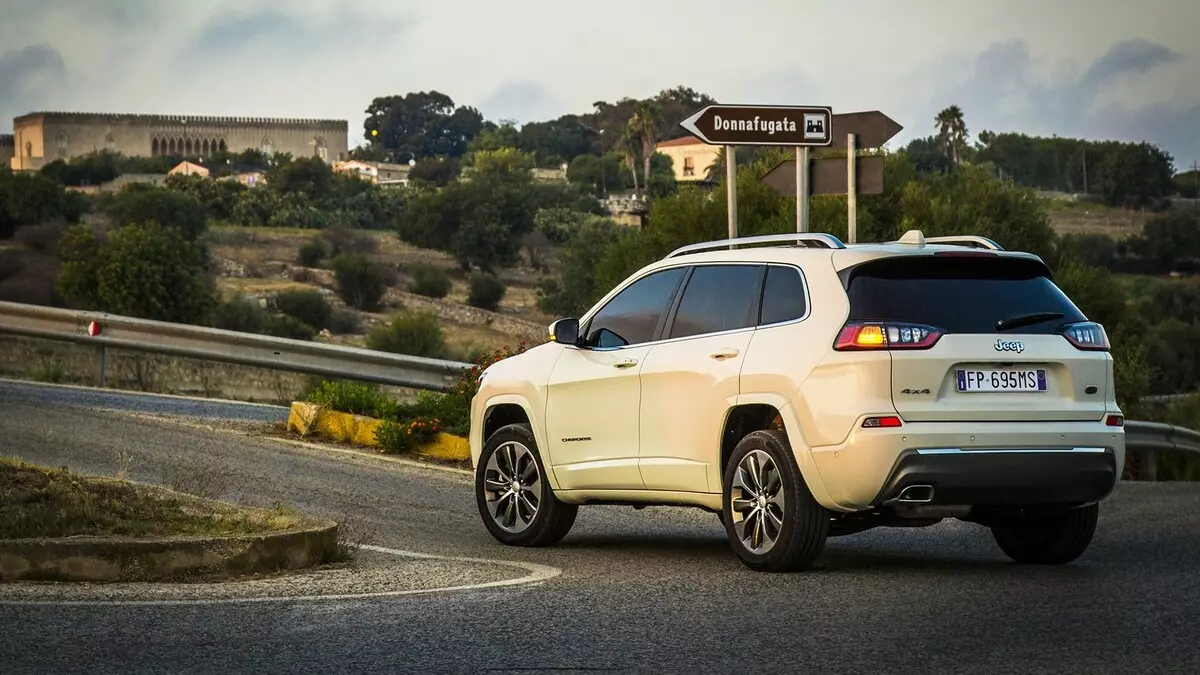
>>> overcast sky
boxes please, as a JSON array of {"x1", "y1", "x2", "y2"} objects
[{"x1": 2, "y1": 0, "x2": 1196, "y2": 169}]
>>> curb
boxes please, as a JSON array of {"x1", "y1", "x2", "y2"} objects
[
  {"x1": 286, "y1": 401, "x2": 470, "y2": 461},
  {"x1": 0, "y1": 481, "x2": 339, "y2": 583}
]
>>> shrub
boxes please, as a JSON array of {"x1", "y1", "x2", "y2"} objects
[
  {"x1": 366, "y1": 310, "x2": 446, "y2": 358},
  {"x1": 297, "y1": 238, "x2": 328, "y2": 267},
  {"x1": 408, "y1": 263, "x2": 452, "y2": 298},
  {"x1": 330, "y1": 254, "x2": 388, "y2": 311},
  {"x1": 263, "y1": 313, "x2": 316, "y2": 341},
  {"x1": 468, "y1": 272, "x2": 506, "y2": 310},
  {"x1": 375, "y1": 416, "x2": 440, "y2": 454},
  {"x1": 274, "y1": 289, "x2": 332, "y2": 332},
  {"x1": 305, "y1": 380, "x2": 398, "y2": 419},
  {"x1": 13, "y1": 221, "x2": 67, "y2": 255},
  {"x1": 322, "y1": 226, "x2": 379, "y2": 257},
  {"x1": 330, "y1": 307, "x2": 362, "y2": 335},
  {"x1": 211, "y1": 294, "x2": 267, "y2": 333}
]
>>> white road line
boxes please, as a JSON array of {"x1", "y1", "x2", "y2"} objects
[{"x1": 0, "y1": 545, "x2": 561, "y2": 607}]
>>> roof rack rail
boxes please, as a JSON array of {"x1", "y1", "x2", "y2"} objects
[
  {"x1": 923, "y1": 235, "x2": 1004, "y2": 251},
  {"x1": 665, "y1": 233, "x2": 846, "y2": 258}
]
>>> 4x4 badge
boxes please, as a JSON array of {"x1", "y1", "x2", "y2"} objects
[{"x1": 994, "y1": 339, "x2": 1025, "y2": 353}]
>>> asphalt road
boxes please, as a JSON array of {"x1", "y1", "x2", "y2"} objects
[{"x1": 2, "y1": 383, "x2": 1200, "y2": 674}]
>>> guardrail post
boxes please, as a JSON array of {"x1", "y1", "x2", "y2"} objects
[
  {"x1": 98, "y1": 346, "x2": 107, "y2": 388},
  {"x1": 1144, "y1": 449, "x2": 1157, "y2": 482}
]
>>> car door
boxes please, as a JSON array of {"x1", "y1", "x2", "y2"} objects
[
  {"x1": 638, "y1": 264, "x2": 764, "y2": 493},
  {"x1": 544, "y1": 266, "x2": 688, "y2": 491}
]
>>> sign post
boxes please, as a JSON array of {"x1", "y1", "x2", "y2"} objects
[
  {"x1": 680, "y1": 104, "x2": 833, "y2": 238},
  {"x1": 847, "y1": 133, "x2": 858, "y2": 243}
]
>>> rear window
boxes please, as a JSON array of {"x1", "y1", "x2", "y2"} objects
[{"x1": 843, "y1": 255, "x2": 1086, "y2": 334}]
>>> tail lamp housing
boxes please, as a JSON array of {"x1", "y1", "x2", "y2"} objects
[
  {"x1": 1060, "y1": 321, "x2": 1110, "y2": 351},
  {"x1": 835, "y1": 322, "x2": 944, "y2": 351}
]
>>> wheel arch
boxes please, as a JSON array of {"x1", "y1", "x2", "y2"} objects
[
  {"x1": 474, "y1": 393, "x2": 563, "y2": 490},
  {"x1": 722, "y1": 394, "x2": 837, "y2": 511}
]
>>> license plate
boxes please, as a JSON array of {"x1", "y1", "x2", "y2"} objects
[{"x1": 956, "y1": 368, "x2": 1047, "y2": 393}]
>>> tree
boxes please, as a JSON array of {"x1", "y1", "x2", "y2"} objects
[
  {"x1": 362, "y1": 91, "x2": 486, "y2": 162},
  {"x1": 934, "y1": 105, "x2": 969, "y2": 166},
  {"x1": 164, "y1": 173, "x2": 245, "y2": 222},
  {"x1": 56, "y1": 221, "x2": 214, "y2": 323},
  {"x1": 0, "y1": 169, "x2": 87, "y2": 238},
  {"x1": 619, "y1": 125, "x2": 640, "y2": 194},
  {"x1": 628, "y1": 101, "x2": 663, "y2": 196},
  {"x1": 471, "y1": 148, "x2": 535, "y2": 176},
  {"x1": 516, "y1": 117, "x2": 594, "y2": 167},
  {"x1": 329, "y1": 254, "x2": 388, "y2": 311},
  {"x1": 105, "y1": 184, "x2": 207, "y2": 240},
  {"x1": 409, "y1": 157, "x2": 462, "y2": 186},
  {"x1": 267, "y1": 156, "x2": 336, "y2": 200}
]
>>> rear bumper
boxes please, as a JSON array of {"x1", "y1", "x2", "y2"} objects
[
  {"x1": 807, "y1": 420, "x2": 1125, "y2": 512},
  {"x1": 870, "y1": 447, "x2": 1117, "y2": 507}
]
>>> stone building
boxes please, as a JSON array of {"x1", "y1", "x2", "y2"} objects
[
  {"x1": 0, "y1": 134, "x2": 14, "y2": 169},
  {"x1": 655, "y1": 136, "x2": 720, "y2": 182},
  {"x1": 9, "y1": 112, "x2": 349, "y2": 172}
]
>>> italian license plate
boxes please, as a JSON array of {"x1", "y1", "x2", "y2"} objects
[{"x1": 956, "y1": 368, "x2": 1047, "y2": 393}]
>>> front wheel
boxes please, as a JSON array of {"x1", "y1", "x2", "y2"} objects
[
  {"x1": 990, "y1": 503, "x2": 1099, "y2": 565},
  {"x1": 476, "y1": 423, "x2": 577, "y2": 547},
  {"x1": 722, "y1": 430, "x2": 829, "y2": 572}
]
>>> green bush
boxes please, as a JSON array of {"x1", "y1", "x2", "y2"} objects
[
  {"x1": 297, "y1": 238, "x2": 327, "y2": 267},
  {"x1": 262, "y1": 313, "x2": 316, "y2": 341},
  {"x1": 408, "y1": 263, "x2": 452, "y2": 298},
  {"x1": 330, "y1": 254, "x2": 388, "y2": 311},
  {"x1": 305, "y1": 380, "x2": 398, "y2": 419},
  {"x1": 274, "y1": 289, "x2": 332, "y2": 332},
  {"x1": 375, "y1": 416, "x2": 440, "y2": 454},
  {"x1": 366, "y1": 310, "x2": 446, "y2": 358},
  {"x1": 468, "y1": 272, "x2": 506, "y2": 310},
  {"x1": 212, "y1": 295, "x2": 268, "y2": 333},
  {"x1": 330, "y1": 307, "x2": 361, "y2": 335}
]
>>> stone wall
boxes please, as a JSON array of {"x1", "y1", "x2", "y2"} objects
[{"x1": 10, "y1": 112, "x2": 349, "y2": 171}]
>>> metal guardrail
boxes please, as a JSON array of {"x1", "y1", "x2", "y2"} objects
[{"x1": 0, "y1": 301, "x2": 471, "y2": 392}]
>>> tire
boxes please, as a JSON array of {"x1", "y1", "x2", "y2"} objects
[
  {"x1": 722, "y1": 429, "x2": 829, "y2": 572},
  {"x1": 476, "y1": 423, "x2": 577, "y2": 547},
  {"x1": 990, "y1": 503, "x2": 1099, "y2": 565}
]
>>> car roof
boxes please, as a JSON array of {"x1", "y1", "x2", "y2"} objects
[{"x1": 651, "y1": 230, "x2": 1045, "y2": 273}]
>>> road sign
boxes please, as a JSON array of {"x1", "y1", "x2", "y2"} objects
[
  {"x1": 679, "y1": 104, "x2": 833, "y2": 147},
  {"x1": 827, "y1": 111, "x2": 904, "y2": 149},
  {"x1": 761, "y1": 155, "x2": 886, "y2": 197}
]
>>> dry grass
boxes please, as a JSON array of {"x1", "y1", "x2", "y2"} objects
[
  {"x1": 1047, "y1": 203, "x2": 1152, "y2": 240},
  {"x1": 0, "y1": 458, "x2": 304, "y2": 539}
]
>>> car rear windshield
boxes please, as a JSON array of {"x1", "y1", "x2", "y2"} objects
[{"x1": 843, "y1": 255, "x2": 1087, "y2": 334}]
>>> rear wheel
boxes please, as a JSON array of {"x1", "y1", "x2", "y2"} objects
[
  {"x1": 990, "y1": 503, "x2": 1099, "y2": 565},
  {"x1": 722, "y1": 430, "x2": 828, "y2": 572},
  {"x1": 476, "y1": 423, "x2": 577, "y2": 546}
]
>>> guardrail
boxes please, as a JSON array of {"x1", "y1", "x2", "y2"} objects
[
  {"x1": 0, "y1": 301, "x2": 471, "y2": 392},
  {"x1": 1, "y1": 301, "x2": 1200, "y2": 470}
]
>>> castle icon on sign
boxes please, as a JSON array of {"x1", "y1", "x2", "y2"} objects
[{"x1": 803, "y1": 113, "x2": 826, "y2": 139}]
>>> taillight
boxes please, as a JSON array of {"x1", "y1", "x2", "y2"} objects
[
  {"x1": 862, "y1": 415, "x2": 903, "y2": 428},
  {"x1": 835, "y1": 322, "x2": 943, "y2": 351},
  {"x1": 1061, "y1": 321, "x2": 1110, "y2": 351},
  {"x1": 1105, "y1": 414, "x2": 1124, "y2": 427}
]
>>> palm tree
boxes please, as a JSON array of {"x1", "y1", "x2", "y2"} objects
[
  {"x1": 935, "y1": 105, "x2": 969, "y2": 166},
  {"x1": 620, "y1": 124, "x2": 640, "y2": 194},
  {"x1": 628, "y1": 101, "x2": 663, "y2": 195}
]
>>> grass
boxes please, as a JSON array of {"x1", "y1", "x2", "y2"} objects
[{"x1": 0, "y1": 458, "x2": 305, "y2": 539}]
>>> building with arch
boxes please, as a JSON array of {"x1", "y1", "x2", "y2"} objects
[{"x1": 8, "y1": 112, "x2": 349, "y2": 172}]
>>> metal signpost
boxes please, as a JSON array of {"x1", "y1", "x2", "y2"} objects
[
  {"x1": 680, "y1": 104, "x2": 833, "y2": 238},
  {"x1": 680, "y1": 105, "x2": 903, "y2": 243}
]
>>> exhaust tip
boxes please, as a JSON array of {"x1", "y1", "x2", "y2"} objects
[{"x1": 897, "y1": 484, "x2": 935, "y2": 504}]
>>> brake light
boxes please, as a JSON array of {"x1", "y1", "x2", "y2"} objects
[
  {"x1": 1061, "y1": 321, "x2": 1110, "y2": 351},
  {"x1": 863, "y1": 415, "x2": 903, "y2": 428},
  {"x1": 1105, "y1": 414, "x2": 1124, "y2": 427},
  {"x1": 835, "y1": 322, "x2": 943, "y2": 351}
]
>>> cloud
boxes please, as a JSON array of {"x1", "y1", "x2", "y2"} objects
[
  {"x1": 1079, "y1": 39, "x2": 1181, "y2": 92},
  {"x1": 0, "y1": 45, "x2": 68, "y2": 122},
  {"x1": 477, "y1": 81, "x2": 562, "y2": 125}
]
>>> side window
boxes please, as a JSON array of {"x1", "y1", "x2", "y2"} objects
[
  {"x1": 669, "y1": 265, "x2": 762, "y2": 339},
  {"x1": 584, "y1": 267, "x2": 686, "y2": 348},
  {"x1": 759, "y1": 265, "x2": 808, "y2": 325}
]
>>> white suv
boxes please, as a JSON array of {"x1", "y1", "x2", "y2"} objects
[{"x1": 469, "y1": 230, "x2": 1125, "y2": 571}]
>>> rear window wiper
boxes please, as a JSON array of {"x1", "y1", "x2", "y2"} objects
[{"x1": 995, "y1": 312, "x2": 1065, "y2": 332}]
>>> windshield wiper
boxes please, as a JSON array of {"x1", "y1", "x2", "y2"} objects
[{"x1": 995, "y1": 311, "x2": 1065, "y2": 332}]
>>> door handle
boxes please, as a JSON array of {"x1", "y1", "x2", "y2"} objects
[
  {"x1": 613, "y1": 358, "x2": 639, "y2": 369},
  {"x1": 710, "y1": 348, "x2": 740, "y2": 360}
]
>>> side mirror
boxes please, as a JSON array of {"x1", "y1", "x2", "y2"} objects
[{"x1": 549, "y1": 318, "x2": 580, "y2": 346}]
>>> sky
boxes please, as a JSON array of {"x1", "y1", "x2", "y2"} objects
[{"x1": 1, "y1": 0, "x2": 1197, "y2": 170}]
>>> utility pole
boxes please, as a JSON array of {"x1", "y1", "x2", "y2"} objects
[{"x1": 1082, "y1": 148, "x2": 1089, "y2": 195}]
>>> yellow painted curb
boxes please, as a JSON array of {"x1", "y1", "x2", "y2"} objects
[{"x1": 286, "y1": 401, "x2": 469, "y2": 461}]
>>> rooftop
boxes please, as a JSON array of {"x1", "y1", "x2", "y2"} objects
[{"x1": 12, "y1": 111, "x2": 348, "y2": 129}]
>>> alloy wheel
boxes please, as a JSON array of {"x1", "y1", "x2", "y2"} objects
[
  {"x1": 483, "y1": 441, "x2": 542, "y2": 533},
  {"x1": 730, "y1": 449, "x2": 786, "y2": 554}
]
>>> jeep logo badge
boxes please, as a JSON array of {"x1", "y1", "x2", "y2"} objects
[{"x1": 994, "y1": 339, "x2": 1025, "y2": 353}]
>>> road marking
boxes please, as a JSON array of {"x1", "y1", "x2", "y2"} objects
[{"x1": 0, "y1": 545, "x2": 560, "y2": 607}]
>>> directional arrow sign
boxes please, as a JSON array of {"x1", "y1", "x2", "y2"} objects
[
  {"x1": 827, "y1": 110, "x2": 904, "y2": 149},
  {"x1": 680, "y1": 104, "x2": 833, "y2": 147}
]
